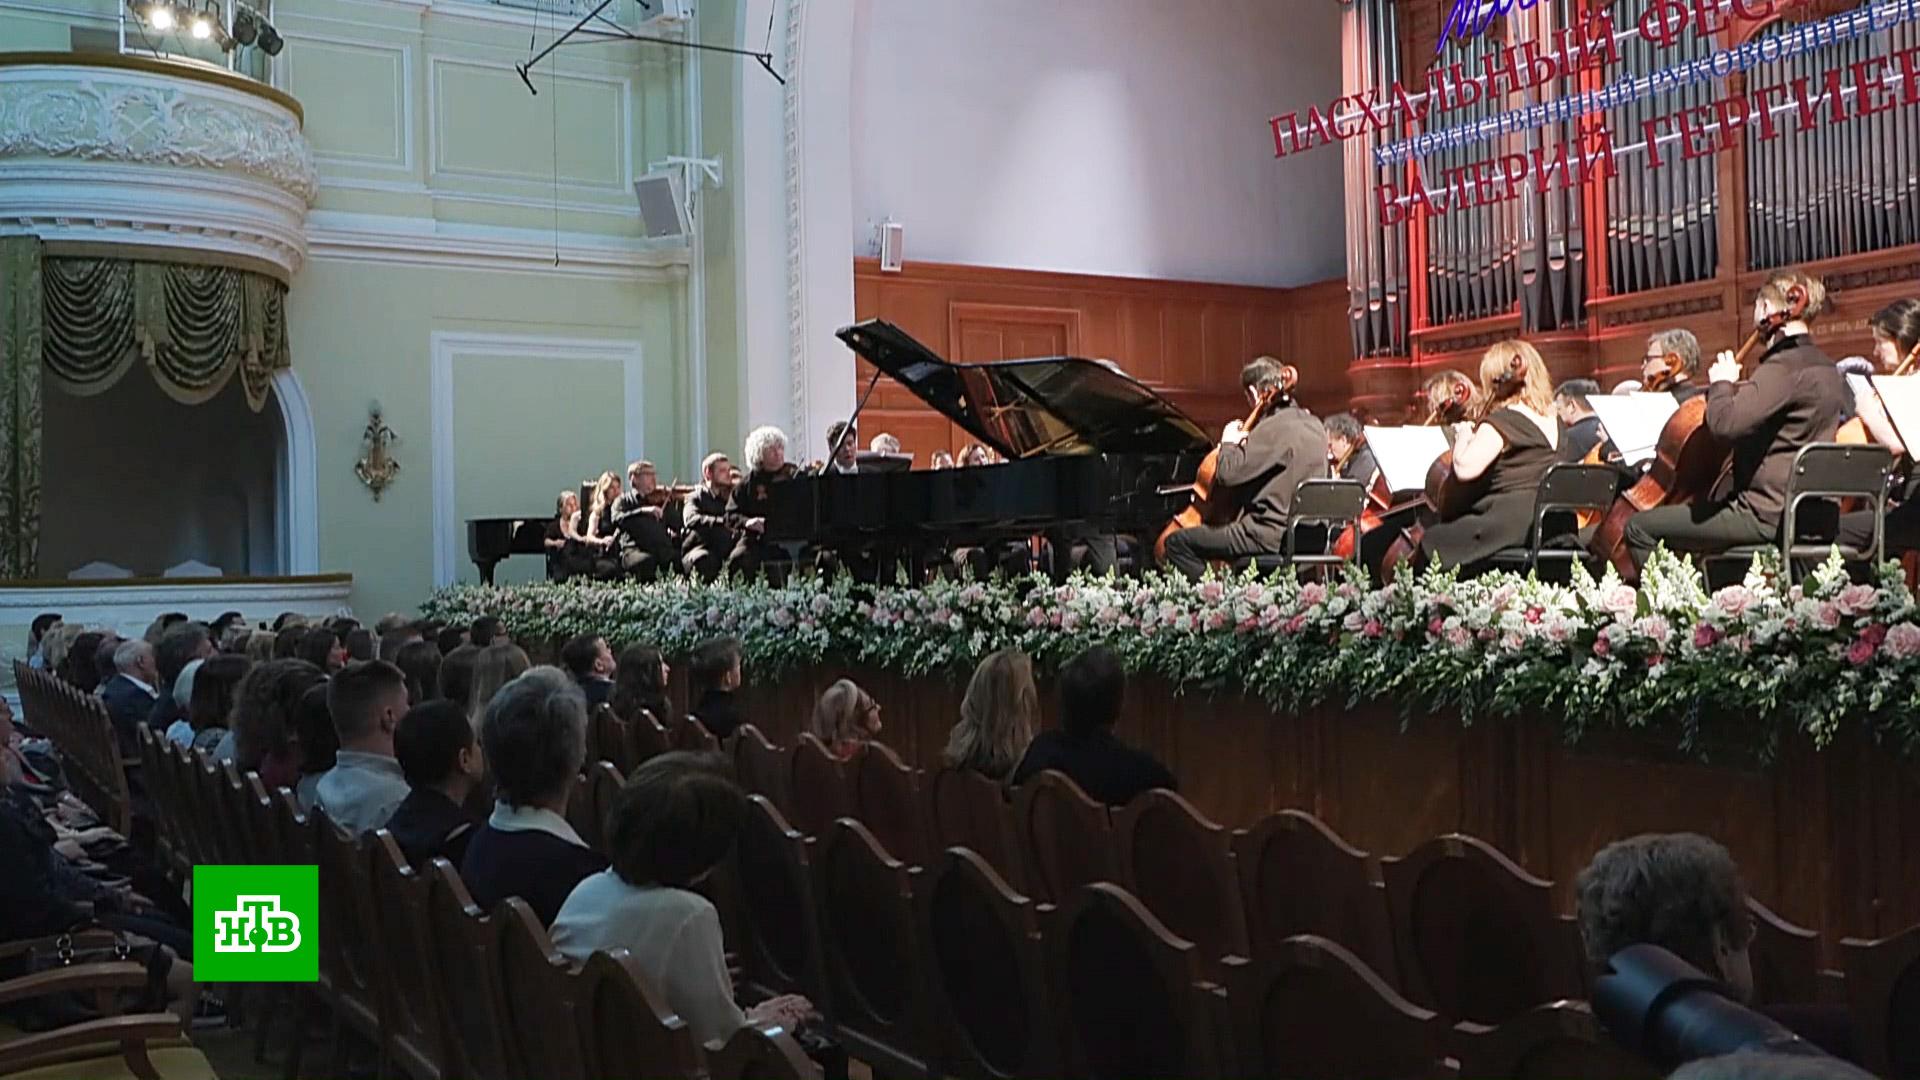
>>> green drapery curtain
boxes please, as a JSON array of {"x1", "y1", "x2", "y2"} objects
[
  {"x1": 0, "y1": 238, "x2": 44, "y2": 579},
  {"x1": 42, "y1": 257, "x2": 291, "y2": 411}
]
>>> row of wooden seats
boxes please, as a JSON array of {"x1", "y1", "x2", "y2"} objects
[
  {"x1": 133, "y1": 725, "x2": 819, "y2": 1080},
  {"x1": 14, "y1": 660, "x2": 131, "y2": 837},
  {"x1": 587, "y1": 713, "x2": 1920, "y2": 1077}
]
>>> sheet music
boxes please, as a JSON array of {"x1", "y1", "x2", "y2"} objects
[
  {"x1": 1847, "y1": 372, "x2": 1876, "y2": 403},
  {"x1": 1586, "y1": 392, "x2": 1680, "y2": 467},
  {"x1": 1363, "y1": 425, "x2": 1450, "y2": 493},
  {"x1": 1870, "y1": 374, "x2": 1920, "y2": 453}
]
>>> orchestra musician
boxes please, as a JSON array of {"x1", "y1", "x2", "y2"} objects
[
  {"x1": 929, "y1": 449, "x2": 955, "y2": 470},
  {"x1": 610, "y1": 460, "x2": 683, "y2": 582},
  {"x1": 1326, "y1": 413, "x2": 1377, "y2": 485},
  {"x1": 726, "y1": 426, "x2": 798, "y2": 578},
  {"x1": 1837, "y1": 298, "x2": 1920, "y2": 556},
  {"x1": 1160, "y1": 356, "x2": 1327, "y2": 581},
  {"x1": 681, "y1": 452, "x2": 737, "y2": 582},
  {"x1": 579, "y1": 471, "x2": 624, "y2": 579},
  {"x1": 1644, "y1": 328, "x2": 1709, "y2": 402},
  {"x1": 824, "y1": 421, "x2": 860, "y2": 474},
  {"x1": 1621, "y1": 270, "x2": 1851, "y2": 573},
  {"x1": 544, "y1": 489, "x2": 598, "y2": 581},
  {"x1": 1553, "y1": 380, "x2": 1605, "y2": 463},
  {"x1": 1410, "y1": 340, "x2": 1561, "y2": 572}
]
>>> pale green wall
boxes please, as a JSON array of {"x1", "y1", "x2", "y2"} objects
[{"x1": 698, "y1": 0, "x2": 743, "y2": 454}]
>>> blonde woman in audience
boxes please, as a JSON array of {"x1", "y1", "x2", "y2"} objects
[
  {"x1": 944, "y1": 648, "x2": 1040, "y2": 782},
  {"x1": 468, "y1": 641, "x2": 531, "y2": 728},
  {"x1": 246, "y1": 630, "x2": 278, "y2": 664},
  {"x1": 39, "y1": 623, "x2": 86, "y2": 679},
  {"x1": 810, "y1": 678, "x2": 882, "y2": 761}
]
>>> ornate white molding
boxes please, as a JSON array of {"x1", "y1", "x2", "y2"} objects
[
  {"x1": 0, "y1": 575, "x2": 355, "y2": 641},
  {"x1": 306, "y1": 209, "x2": 689, "y2": 281},
  {"x1": 784, "y1": 0, "x2": 808, "y2": 453},
  {"x1": 0, "y1": 59, "x2": 315, "y2": 276}
]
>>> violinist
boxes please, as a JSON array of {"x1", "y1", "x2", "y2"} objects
[
  {"x1": 611, "y1": 460, "x2": 684, "y2": 582},
  {"x1": 682, "y1": 452, "x2": 738, "y2": 582},
  {"x1": 1836, "y1": 298, "x2": 1920, "y2": 556},
  {"x1": 1553, "y1": 379, "x2": 1605, "y2": 463},
  {"x1": 1621, "y1": 270, "x2": 1850, "y2": 573},
  {"x1": 1644, "y1": 328, "x2": 1708, "y2": 403},
  {"x1": 1326, "y1": 413, "x2": 1378, "y2": 485},
  {"x1": 726, "y1": 426, "x2": 799, "y2": 578},
  {"x1": 580, "y1": 471, "x2": 624, "y2": 580},
  {"x1": 1160, "y1": 356, "x2": 1326, "y2": 581}
]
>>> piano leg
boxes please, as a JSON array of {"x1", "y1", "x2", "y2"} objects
[{"x1": 478, "y1": 559, "x2": 499, "y2": 586}]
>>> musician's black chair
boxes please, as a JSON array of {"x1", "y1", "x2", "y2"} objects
[
  {"x1": 1234, "y1": 479, "x2": 1368, "y2": 579},
  {"x1": 1486, "y1": 464, "x2": 1617, "y2": 581},
  {"x1": 1703, "y1": 442, "x2": 1893, "y2": 587}
]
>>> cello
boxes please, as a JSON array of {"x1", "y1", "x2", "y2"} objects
[
  {"x1": 1376, "y1": 374, "x2": 1487, "y2": 582},
  {"x1": 1153, "y1": 366, "x2": 1298, "y2": 563},
  {"x1": 1586, "y1": 288, "x2": 1811, "y2": 579},
  {"x1": 1333, "y1": 375, "x2": 1478, "y2": 564}
]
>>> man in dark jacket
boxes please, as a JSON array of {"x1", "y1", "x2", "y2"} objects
[
  {"x1": 98, "y1": 639, "x2": 159, "y2": 759},
  {"x1": 1161, "y1": 356, "x2": 1328, "y2": 580},
  {"x1": 681, "y1": 453, "x2": 738, "y2": 582}
]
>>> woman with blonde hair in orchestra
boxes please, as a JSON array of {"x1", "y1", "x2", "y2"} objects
[
  {"x1": 1412, "y1": 339, "x2": 1561, "y2": 573},
  {"x1": 943, "y1": 648, "x2": 1039, "y2": 782}
]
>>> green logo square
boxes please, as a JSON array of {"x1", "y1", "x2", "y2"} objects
[{"x1": 192, "y1": 865, "x2": 319, "y2": 983}]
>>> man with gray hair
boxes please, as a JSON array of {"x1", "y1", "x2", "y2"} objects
[
  {"x1": 1644, "y1": 327, "x2": 1707, "y2": 401},
  {"x1": 99, "y1": 638, "x2": 159, "y2": 758},
  {"x1": 459, "y1": 667, "x2": 606, "y2": 925},
  {"x1": 725, "y1": 425, "x2": 796, "y2": 579}
]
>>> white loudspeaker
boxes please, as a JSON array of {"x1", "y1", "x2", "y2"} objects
[
  {"x1": 643, "y1": 0, "x2": 690, "y2": 24},
  {"x1": 879, "y1": 219, "x2": 904, "y2": 273},
  {"x1": 635, "y1": 169, "x2": 692, "y2": 242}
]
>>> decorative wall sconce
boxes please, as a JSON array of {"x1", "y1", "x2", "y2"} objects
[{"x1": 355, "y1": 400, "x2": 400, "y2": 501}]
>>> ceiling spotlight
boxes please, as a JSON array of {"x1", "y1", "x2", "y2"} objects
[
  {"x1": 144, "y1": 2, "x2": 175, "y2": 30},
  {"x1": 231, "y1": 6, "x2": 257, "y2": 45},
  {"x1": 256, "y1": 21, "x2": 282, "y2": 55},
  {"x1": 190, "y1": 12, "x2": 212, "y2": 38}
]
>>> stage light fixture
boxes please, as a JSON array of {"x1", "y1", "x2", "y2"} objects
[
  {"x1": 144, "y1": 2, "x2": 175, "y2": 31},
  {"x1": 231, "y1": 6, "x2": 258, "y2": 45},
  {"x1": 190, "y1": 11, "x2": 212, "y2": 39},
  {"x1": 256, "y1": 22, "x2": 282, "y2": 56}
]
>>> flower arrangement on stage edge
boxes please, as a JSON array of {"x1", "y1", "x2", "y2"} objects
[{"x1": 422, "y1": 547, "x2": 1920, "y2": 762}]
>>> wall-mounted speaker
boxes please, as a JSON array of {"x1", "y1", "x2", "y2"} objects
[
  {"x1": 879, "y1": 219, "x2": 905, "y2": 273},
  {"x1": 635, "y1": 169, "x2": 692, "y2": 242}
]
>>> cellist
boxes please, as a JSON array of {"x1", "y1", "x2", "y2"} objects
[
  {"x1": 1160, "y1": 356, "x2": 1326, "y2": 580},
  {"x1": 1642, "y1": 329, "x2": 1709, "y2": 403},
  {"x1": 1836, "y1": 298, "x2": 1920, "y2": 555},
  {"x1": 1326, "y1": 413, "x2": 1378, "y2": 486},
  {"x1": 1621, "y1": 270, "x2": 1851, "y2": 574}
]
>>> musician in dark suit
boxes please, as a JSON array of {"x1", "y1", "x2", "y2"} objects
[
  {"x1": 681, "y1": 453, "x2": 738, "y2": 582},
  {"x1": 726, "y1": 426, "x2": 798, "y2": 578},
  {"x1": 99, "y1": 639, "x2": 159, "y2": 759},
  {"x1": 611, "y1": 460, "x2": 682, "y2": 582},
  {"x1": 824, "y1": 420, "x2": 859, "y2": 474},
  {"x1": 1623, "y1": 271, "x2": 1851, "y2": 574},
  {"x1": 1326, "y1": 412, "x2": 1377, "y2": 485},
  {"x1": 1645, "y1": 328, "x2": 1709, "y2": 402},
  {"x1": 1161, "y1": 356, "x2": 1328, "y2": 580},
  {"x1": 1554, "y1": 380, "x2": 1606, "y2": 464}
]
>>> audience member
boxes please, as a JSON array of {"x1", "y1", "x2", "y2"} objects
[
  {"x1": 1576, "y1": 833, "x2": 1753, "y2": 997},
  {"x1": 810, "y1": 679, "x2": 882, "y2": 760},
  {"x1": 99, "y1": 639, "x2": 159, "y2": 759},
  {"x1": 91, "y1": 634, "x2": 123, "y2": 692},
  {"x1": 686, "y1": 637, "x2": 744, "y2": 739},
  {"x1": 394, "y1": 640, "x2": 443, "y2": 706},
  {"x1": 560, "y1": 634, "x2": 617, "y2": 707},
  {"x1": 314, "y1": 660, "x2": 411, "y2": 834},
  {"x1": 57, "y1": 630, "x2": 106, "y2": 693},
  {"x1": 345, "y1": 628, "x2": 375, "y2": 663},
  {"x1": 150, "y1": 622, "x2": 214, "y2": 732},
  {"x1": 609, "y1": 644, "x2": 670, "y2": 723},
  {"x1": 245, "y1": 630, "x2": 277, "y2": 664},
  {"x1": 298, "y1": 627, "x2": 348, "y2": 674},
  {"x1": 228, "y1": 659, "x2": 326, "y2": 789},
  {"x1": 373, "y1": 612, "x2": 411, "y2": 638},
  {"x1": 439, "y1": 643, "x2": 481, "y2": 713},
  {"x1": 180, "y1": 655, "x2": 247, "y2": 755},
  {"x1": 289, "y1": 684, "x2": 339, "y2": 809},
  {"x1": 1669, "y1": 1053, "x2": 1870, "y2": 1080},
  {"x1": 1009, "y1": 646, "x2": 1175, "y2": 806},
  {"x1": 142, "y1": 612, "x2": 188, "y2": 645},
  {"x1": 385, "y1": 699, "x2": 484, "y2": 867},
  {"x1": 470, "y1": 616, "x2": 506, "y2": 649},
  {"x1": 377, "y1": 631, "x2": 412, "y2": 664},
  {"x1": 273, "y1": 626, "x2": 307, "y2": 661},
  {"x1": 39, "y1": 623, "x2": 85, "y2": 678},
  {"x1": 436, "y1": 625, "x2": 468, "y2": 656},
  {"x1": 25, "y1": 612, "x2": 60, "y2": 670},
  {"x1": 944, "y1": 648, "x2": 1039, "y2": 782},
  {"x1": 162, "y1": 659, "x2": 204, "y2": 749},
  {"x1": 551, "y1": 752, "x2": 813, "y2": 1043},
  {"x1": 461, "y1": 668, "x2": 607, "y2": 925},
  {"x1": 468, "y1": 642, "x2": 531, "y2": 727},
  {"x1": 209, "y1": 611, "x2": 245, "y2": 648}
]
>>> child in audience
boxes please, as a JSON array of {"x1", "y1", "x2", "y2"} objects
[
  {"x1": 550, "y1": 751, "x2": 813, "y2": 1043},
  {"x1": 810, "y1": 679, "x2": 881, "y2": 761},
  {"x1": 944, "y1": 648, "x2": 1038, "y2": 782},
  {"x1": 610, "y1": 643, "x2": 671, "y2": 723},
  {"x1": 385, "y1": 700, "x2": 484, "y2": 867},
  {"x1": 686, "y1": 637, "x2": 744, "y2": 739}
]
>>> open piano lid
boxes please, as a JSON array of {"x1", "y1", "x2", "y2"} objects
[{"x1": 836, "y1": 320, "x2": 1212, "y2": 459}]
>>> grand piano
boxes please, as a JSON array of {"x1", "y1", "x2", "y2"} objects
[{"x1": 466, "y1": 320, "x2": 1212, "y2": 582}]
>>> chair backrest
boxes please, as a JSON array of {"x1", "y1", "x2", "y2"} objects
[
  {"x1": 1013, "y1": 770, "x2": 1115, "y2": 903},
  {"x1": 1233, "y1": 810, "x2": 1399, "y2": 987},
  {"x1": 1840, "y1": 922, "x2": 1920, "y2": 1080},
  {"x1": 705, "y1": 1023, "x2": 825, "y2": 1080},
  {"x1": 1529, "y1": 464, "x2": 1619, "y2": 547},
  {"x1": 565, "y1": 770, "x2": 598, "y2": 852},
  {"x1": 579, "y1": 950, "x2": 703, "y2": 1080},
  {"x1": 1115, "y1": 789, "x2": 1248, "y2": 966},
  {"x1": 1454, "y1": 1000, "x2": 1661, "y2": 1080},
  {"x1": 813, "y1": 818, "x2": 928, "y2": 1077},
  {"x1": 269, "y1": 786, "x2": 313, "y2": 866},
  {"x1": 631, "y1": 707, "x2": 673, "y2": 763},
  {"x1": 1785, "y1": 443, "x2": 1894, "y2": 555},
  {"x1": 1047, "y1": 882, "x2": 1223, "y2": 1080},
  {"x1": 494, "y1": 897, "x2": 591, "y2": 1080},
  {"x1": 854, "y1": 741, "x2": 927, "y2": 867},
  {"x1": 730, "y1": 795, "x2": 831, "y2": 1005},
  {"x1": 366, "y1": 830, "x2": 450, "y2": 1080},
  {"x1": 1380, "y1": 833, "x2": 1582, "y2": 1024},
  {"x1": 732, "y1": 724, "x2": 790, "y2": 817},
  {"x1": 1220, "y1": 935, "x2": 1447, "y2": 1080},
  {"x1": 916, "y1": 846, "x2": 1055, "y2": 1079},
  {"x1": 588, "y1": 704, "x2": 636, "y2": 775},
  {"x1": 311, "y1": 807, "x2": 380, "y2": 1009},
  {"x1": 925, "y1": 767, "x2": 1025, "y2": 893},
  {"x1": 423, "y1": 859, "x2": 518, "y2": 1080},
  {"x1": 1747, "y1": 897, "x2": 1823, "y2": 1007},
  {"x1": 671, "y1": 713, "x2": 722, "y2": 754},
  {"x1": 787, "y1": 733, "x2": 856, "y2": 838},
  {"x1": 1289, "y1": 478, "x2": 1369, "y2": 528},
  {"x1": 16, "y1": 663, "x2": 132, "y2": 836}
]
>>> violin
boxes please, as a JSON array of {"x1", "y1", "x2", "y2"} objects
[
  {"x1": 1153, "y1": 367, "x2": 1299, "y2": 564},
  {"x1": 1370, "y1": 377, "x2": 1484, "y2": 582},
  {"x1": 641, "y1": 482, "x2": 697, "y2": 506},
  {"x1": 1836, "y1": 340, "x2": 1920, "y2": 445}
]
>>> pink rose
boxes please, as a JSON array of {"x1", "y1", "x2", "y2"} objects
[
  {"x1": 1593, "y1": 636, "x2": 1611, "y2": 658},
  {"x1": 1847, "y1": 638, "x2": 1876, "y2": 666},
  {"x1": 1336, "y1": 583, "x2": 1359, "y2": 600},
  {"x1": 1238, "y1": 616, "x2": 1260, "y2": 633},
  {"x1": 1204, "y1": 610, "x2": 1230, "y2": 632},
  {"x1": 1061, "y1": 612, "x2": 1081, "y2": 632},
  {"x1": 1602, "y1": 584, "x2": 1638, "y2": 617},
  {"x1": 1027, "y1": 607, "x2": 1048, "y2": 627},
  {"x1": 1364, "y1": 618, "x2": 1384, "y2": 638},
  {"x1": 1863, "y1": 623, "x2": 1889, "y2": 648},
  {"x1": 1198, "y1": 581, "x2": 1224, "y2": 603},
  {"x1": 1285, "y1": 614, "x2": 1309, "y2": 635},
  {"x1": 1712, "y1": 586, "x2": 1754, "y2": 619},
  {"x1": 1525, "y1": 605, "x2": 1544, "y2": 624},
  {"x1": 1837, "y1": 583, "x2": 1878, "y2": 616},
  {"x1": 1883, "y1": 622, "x2": 1920, "y2": 658},
  {"x1": 1444, "y1": 626, "x2": 1471, "y2": 648},
  {"x1": 1693, "y1": 623, "x2": 1721, "y2": 648},
  {"x1": 1299, "y1": 582, "x2": 1328, "y2": 608},
  {"x1": 1428, "y1": 616, "x2": 1446, "y2": 636},
  {"x1": 1817, "y1": 602, "x2": 1842, "y2": 630},
  {"x1": 1501, "y1": 631, "x2": 1524, "y2": 651}
]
